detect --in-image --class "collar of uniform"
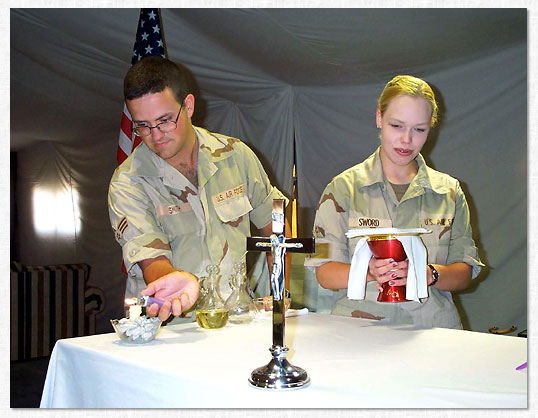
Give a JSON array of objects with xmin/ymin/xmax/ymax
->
[
  {"xmin": 355, "ymin": 147, "xmax": 452, "ymax": 196},
  {"xmin": 194, "ymin": 126, "xmax": 241, "ymax": 189},
  {"xmin": 123, "ymin": 126, "xmax": 237, "ymax": 179},
  {"xmin": 412, "ymin": 153, "xmax": 453, "ymax": 195},
  {"xmin": 194, "ymin": 126, "xmax": 237, "ymax": 164},
  {"xmin": 355, "ymin": 147, "xmax": 386, "ymax": 190},
  {"xmin": 119, "ymin": 141, "xmax": 164, "ymax": 178}
]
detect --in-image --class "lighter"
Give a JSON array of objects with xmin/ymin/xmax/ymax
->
[{"xmin": 139, "ymin": 295, "xmax": 165, "ymax": 309}]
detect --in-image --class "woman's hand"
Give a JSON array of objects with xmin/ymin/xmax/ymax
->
[{"xmin": 367, "ymin": 257, "xmax": 408, "ymax": 291}]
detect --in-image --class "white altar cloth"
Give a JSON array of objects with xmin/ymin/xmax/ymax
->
[{"xmin": 40, "ymin": 313, "xmax": 527, "ymax": 408}]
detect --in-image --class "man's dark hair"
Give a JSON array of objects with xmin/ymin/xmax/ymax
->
[{"xmin": 124, "ymin": 57, "xmax": 190, "ymax": 103}]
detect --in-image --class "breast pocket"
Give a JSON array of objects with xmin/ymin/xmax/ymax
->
[
  {"xmin": 214, "ymin": 195, "xmax": 253, "ymax": 226},
  {"xmin": 157, "ymin": 203, "xmax": 200, "ymax": 237},
  {"xmin": 421, "ymin": 223, "xmax": 452, "ymax": 264}
]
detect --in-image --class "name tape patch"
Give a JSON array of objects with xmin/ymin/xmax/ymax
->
[
  {"xmin": 212, "ymin": 184, "xmax": 246, "ymax": 205},
  {"xmin": 422, "ymin": 217, "xmax": 454, "ymax": 226},
  {"xmin": 157, "ymin": 202, "xmax": 193, "ymax": 217},
  {"xmin": 349, "ymin": 217, "xmax": 392, "ymax": 229}
]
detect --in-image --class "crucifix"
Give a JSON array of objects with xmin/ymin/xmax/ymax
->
[{"xmin": 246, "ymin": 199, "xmax": 314, "ymax": 390}]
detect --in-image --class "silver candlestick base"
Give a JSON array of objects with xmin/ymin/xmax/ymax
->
[{"xmin": 248, "ymin": 345, "xmax": 310, "ymax": 390}]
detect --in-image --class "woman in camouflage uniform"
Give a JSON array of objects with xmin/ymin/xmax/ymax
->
[{"xmin": 306, "ymin": 75, "xmax": 483, "ymax": 329}]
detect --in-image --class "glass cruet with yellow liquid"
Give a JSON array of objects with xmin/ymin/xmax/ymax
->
[
  {"xmin": 225, "ymin": 261, "xmax": 256, "ymax": 324},
  {"xmin": 196, "ymin": 264, "xmax": 229, "ymax": 329}
]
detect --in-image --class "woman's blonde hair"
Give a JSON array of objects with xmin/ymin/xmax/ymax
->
[{"xmin": 377, "ymin": 75, "xmax": 438, "ymax": 127}]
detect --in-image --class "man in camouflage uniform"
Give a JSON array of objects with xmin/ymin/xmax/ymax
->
[{"xmin": 109, "ymin": 57, "xmax": 287, "ymax": 321}]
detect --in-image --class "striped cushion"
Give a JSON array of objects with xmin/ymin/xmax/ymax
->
[{"xmin": 10, "ymin": 263, "xmax": 103, "ymax": 361}]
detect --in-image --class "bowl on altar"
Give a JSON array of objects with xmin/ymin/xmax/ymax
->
[{"xmin": 110, "ymin": 316, "xmax": 162, "ymax": 344}]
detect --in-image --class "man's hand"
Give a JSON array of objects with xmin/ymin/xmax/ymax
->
[{"xmin": 141, "ymin": 270, "xmax": 200, "ymax": 321}]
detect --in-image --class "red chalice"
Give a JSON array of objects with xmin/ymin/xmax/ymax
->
[{"xmin": 367, "ymin": 235, "xmax": 407, "ymax": 302}]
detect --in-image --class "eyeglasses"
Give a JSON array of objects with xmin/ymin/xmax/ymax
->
[{"xmin": 132, "ymin": 102, "xmax": 184, "ymax": 137}]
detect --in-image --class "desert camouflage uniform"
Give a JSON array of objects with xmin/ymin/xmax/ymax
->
[
  {"xmin": 305, "ymin": 147, "xmax": 483, "ymax": 329},
  {"xmin": 109, "ymin": 126, "xmax": 287, "ymax": 301}
]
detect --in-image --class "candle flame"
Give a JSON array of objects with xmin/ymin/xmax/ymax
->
[{"xmin": 124, "ymin": 297, "xmax": 138, "ymax": 306}]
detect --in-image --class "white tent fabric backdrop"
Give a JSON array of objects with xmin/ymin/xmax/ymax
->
[{"xmin": 10, "ymin": 8, "xmax": 526, "ymax": 334}]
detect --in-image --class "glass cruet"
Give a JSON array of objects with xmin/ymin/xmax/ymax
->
[
  {"xmin": 195, "ymin": 264, "xmax": 229, "ymax": 329},
  {"xmin": 225, "ymin": 261, "xmax": 256, "ymax": 324}
]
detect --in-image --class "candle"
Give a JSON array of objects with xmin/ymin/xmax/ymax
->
[{"xmin": 129, "ymin": 304, "xmax": 142, "ymax": 321}]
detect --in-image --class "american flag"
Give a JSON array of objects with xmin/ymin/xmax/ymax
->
[{"xmin": 117, "ymin": 8, "xmax": 167, "ymax": 164}]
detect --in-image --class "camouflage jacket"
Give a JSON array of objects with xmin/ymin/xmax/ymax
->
[
  {"xmin": 305, "ymin": 147, "xmax": 483, "ymax": 328},
  {"xmin": 109, "ymin": 126, "xmax": 287, "ymax": 299}
]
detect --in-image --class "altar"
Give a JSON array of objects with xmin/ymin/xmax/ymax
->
[{"xmin": 40, "ymin": 313, "xmax": 527, "ymax": 408}]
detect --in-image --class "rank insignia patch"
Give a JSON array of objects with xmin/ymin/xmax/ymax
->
[{"xmin": 114, "ymin": 217, "xmax": 128, "ymax": 240}]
